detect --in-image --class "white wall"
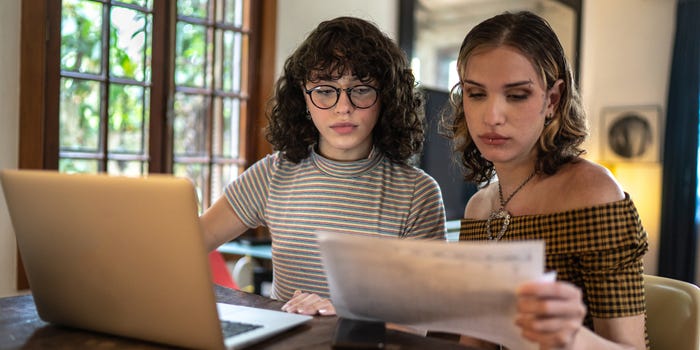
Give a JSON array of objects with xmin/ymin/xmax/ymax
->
[
  {"xmin": 0, "ymin": 0, "xmax": 21, "ymax": 298},
  {"xmin": 275, "ymin": 0, "xmax": 399, "ymax": 77},
  {"xmin": 580, "ymin": 0, "xmax": 676, "ymax": 160},
  {"xmin": 579, "ymin": 0, "xmax": 677, "ymax": 275}
]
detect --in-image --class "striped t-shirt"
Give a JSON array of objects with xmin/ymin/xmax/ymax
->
[{"xmin": 225, "ymin": 148, "xmax": 446, "ymax": 301}]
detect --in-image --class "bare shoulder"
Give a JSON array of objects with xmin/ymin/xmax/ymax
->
[
  {"xmin": 464, "ymin": 183, "xmax": 497, "ymax": 219},
  {"xmin": 556, "ymin": 159, "xmax": 625, "ymax": 208}
]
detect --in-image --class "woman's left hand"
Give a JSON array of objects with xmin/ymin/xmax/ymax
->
[
  {"xmin": 281, "ymin": 290, "xmax": 336, "ymax": 316},
  {"xmin": 515, "ymin": 280, "xmax": 587, "ymax": 349}
]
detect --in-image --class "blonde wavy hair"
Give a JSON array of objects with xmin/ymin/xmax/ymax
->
[{"xmin": 444, "ymin": 11, "xmax": 588, "ymax": 184}]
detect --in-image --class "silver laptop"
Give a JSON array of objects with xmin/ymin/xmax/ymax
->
[{"xmin": 0, "ymin": 169, "xmax": 311, "ymax": 350}]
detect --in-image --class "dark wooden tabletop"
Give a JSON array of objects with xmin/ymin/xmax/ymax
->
[{"xmin": 0, "ymin": 285, "xmax": 473, "ymax": 349}]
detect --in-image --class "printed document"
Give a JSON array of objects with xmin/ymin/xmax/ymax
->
[{"xmin": 317, "ymin": 232, "xmax": 553, "ymax": 350}]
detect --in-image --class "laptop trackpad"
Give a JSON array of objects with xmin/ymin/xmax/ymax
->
[{"xmin": 217, "ymin": 303, "xmax": 312, "ymax": 349}]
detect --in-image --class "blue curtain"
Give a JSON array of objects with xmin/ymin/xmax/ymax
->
[{"xmin": 658, "ymin": 0, "xmax": 700, "ymax": 283}]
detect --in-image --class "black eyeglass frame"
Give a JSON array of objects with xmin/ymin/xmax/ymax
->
[{"xmin": 303, "ymin": 84, "xmax": 380, "ymax": 110}]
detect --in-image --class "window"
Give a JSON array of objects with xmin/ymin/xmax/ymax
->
[
  {"xmin": 172, "ymin": 0, "xmax": 251, "ymax": 207},
  {"xmin": 19, "ymin": 0, "xmax": 274, "ymax": 291},
  {"xmin": 47, "ymin": 0, "xmax": 261, "ymax": 209}
]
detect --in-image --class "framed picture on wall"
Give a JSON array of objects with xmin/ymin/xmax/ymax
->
[{"xmin": 601, "ymin": 105, "xmax": 662, "ymax": 163}]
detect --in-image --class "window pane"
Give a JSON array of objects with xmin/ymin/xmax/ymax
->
[
  {"xmin": 211, "ymin": 163, "xmax": 237, "ymax": 202},
  {"xmin": 173, "ymin": 162, "xmax": 208, "ymax": 210},
  {"xmin": 60, "ymin": 78, "xmax": 102, "ymax": 151},
  {"xmin": 59, "ymin": 158, "xmax": 99, "ymax": 174},
  {"xmin": 61, "ymin": 0, "xmax": 103, "ymax": 74},
  {"xmin": 221, "ymin": 30, "xmax": 242, "ymax": 92},
  {"xmin": 108, "ymin": 84, "xmax": 149, "ymax": 153},
  {"xmin": 234, "ymin": 32, "xmax": 243, "ymax": 91},
  {"xmin": 110, "ymin": 6, "xmax": 151, "ymax": 82},
  {"xmin": 177, "ymin": 0, "xmax": 208, "ymax": 18},
  {"xmin": 175, "ymin": 22, "xmax": 208, "ymax": 87},
  {"xmin": 224, "ymin": 98, "xmax": 241, "ymax": 158},
  {"xmin": 232, "ymin": 0, "xmax": 244, "ymax": 26},
  {"xmin": 108, "ymin": 160, "xmax": 147, "ymax": 176},
  {"xmin": 213, "ymin": 97, "xmax": 240, "ymax": 158},
  {"xmin": 173, "ymin": 92, "xmax": 208, "ymax": 155},
  {"xmin": 217, "ymin": 0, "xmax": 243, "ymax": 26}
]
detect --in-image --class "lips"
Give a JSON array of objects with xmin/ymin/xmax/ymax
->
[
  {"xmin": 479, "ymin": 133, "xmax": 508, "ymax": 145},
  {"xmin": 331, "ymin": 122, "xmax": 357, "ymax": 135}
]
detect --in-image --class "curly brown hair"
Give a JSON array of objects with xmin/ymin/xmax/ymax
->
[
  {"xmin": 444, "ymin": 11, "xmax": 587, "ymax": 184},
  {"xmin": 265, "ymin": 16, "xmax": 424, "ymax": 165}
]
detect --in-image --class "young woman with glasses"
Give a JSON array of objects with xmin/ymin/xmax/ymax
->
[{"xmin": 200, "ymin": 16, "xmax": 446, "ymax": 316}]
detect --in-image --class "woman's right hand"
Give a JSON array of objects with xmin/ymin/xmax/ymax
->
[
  {"xmin": 514, "ymin": 280, "xmax": 586, "ymax": 349},
  {"xmin": 281, "ymin": 290, "xmax": 336, "ymax": 316}
]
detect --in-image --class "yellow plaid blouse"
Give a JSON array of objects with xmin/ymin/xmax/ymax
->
[{"xmin": 460, "ymin": 194, "xmax": 648, "ymax": 329}]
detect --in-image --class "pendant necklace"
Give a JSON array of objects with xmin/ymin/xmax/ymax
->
[{"xmin": 486, "ymin": 171, "xmax": 536, "ymax": 240}]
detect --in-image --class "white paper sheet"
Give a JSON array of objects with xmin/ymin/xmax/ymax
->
[{"xmin": 317, "ymin": 231, "xmax": 552, "ymax": 350}]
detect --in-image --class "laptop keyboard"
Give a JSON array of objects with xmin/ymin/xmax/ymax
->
[{"xmin": 220, "ymin": 320, "xmax": 263, "ymax": 337}]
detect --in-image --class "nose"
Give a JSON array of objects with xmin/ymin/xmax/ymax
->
[
  {"xmin": 481, "ymin": 97, "xmax": 506, "ymax": 126},
  {"xmin": 334, "ymin": 89, "xmax": 354, "ymax": 113}
]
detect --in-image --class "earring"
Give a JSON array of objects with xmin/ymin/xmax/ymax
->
[
  {"xmin": 305, "ymin": 109, "xmax": 311, "ymax": 120},
  {"xmin": 544, "ymin": 113, "xmax": 553, "ymax": 126}
]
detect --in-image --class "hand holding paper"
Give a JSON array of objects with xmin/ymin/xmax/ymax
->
[
  {"xmin": 515, "ymin": 278, "xmax": 585, "ymax": 348},
  {"xmin": 317, "ymin": 232, "xmax": 549, "ymax": 350}
]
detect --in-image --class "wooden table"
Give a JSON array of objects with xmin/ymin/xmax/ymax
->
[{"xmin": 0, "ymin": 285, "xmax": 472, "ymax": 349}]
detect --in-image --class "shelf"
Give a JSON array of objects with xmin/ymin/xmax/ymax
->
[{"xmin": 217, "ymin": 241, "xmax": 272, "ymax": 260}]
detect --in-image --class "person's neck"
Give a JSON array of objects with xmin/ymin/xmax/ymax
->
[
  {"xmin": 494, "ymin": 162, "xmax": 536, "ymax": 193},
  {"xmin": 317, "ymin": 144, "xmax": 372, "ymax": 162}
]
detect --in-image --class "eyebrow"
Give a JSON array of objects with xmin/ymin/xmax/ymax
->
[{"xmin": 463, "ymin": 79, "xmax": 533, "ymax": 88}]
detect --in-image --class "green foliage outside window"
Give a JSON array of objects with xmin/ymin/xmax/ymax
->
[
  {"xmin": 59, "ymin": 0, "xmax": 152, "ymax": 176},
  {"xmin": 57, "ymin": 0, "xmax": 248, "ymax": 210}
]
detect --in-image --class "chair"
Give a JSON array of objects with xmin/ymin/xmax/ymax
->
[
  {"xmin": 208, "ymin": 251, "xmax": 238, "ymax": 289},
  {"xmin": 644, "ymin": 274, "xmax": 700, "ymax": 350}
]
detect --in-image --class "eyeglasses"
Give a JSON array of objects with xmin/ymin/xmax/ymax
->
[{"xmin": 304, "ymin": 85, "xmax": 380, "ymax": 110}]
